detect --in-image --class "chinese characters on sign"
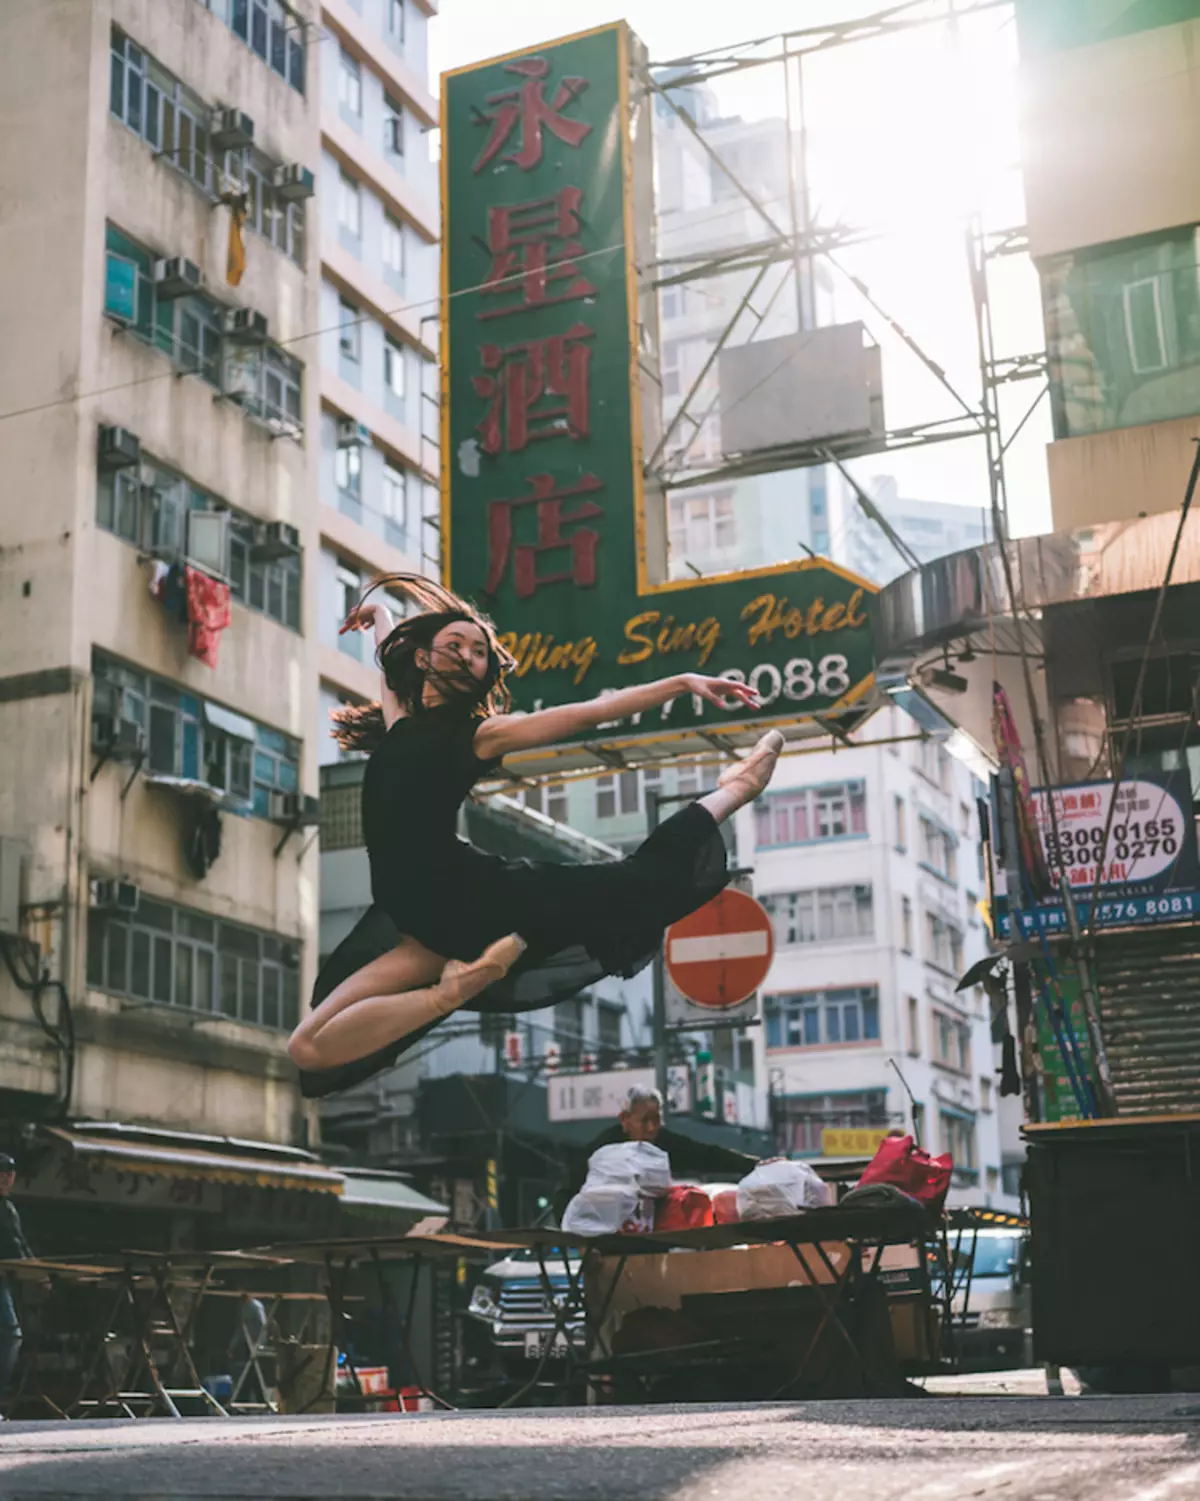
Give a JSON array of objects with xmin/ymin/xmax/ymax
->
[
  {"xmin": 992, "ymin": 774, "xmax": 1200, "ymax": 937},
  {"xmin": 442, "ymin": 26, "xmax": 878, "ymax": 745}
]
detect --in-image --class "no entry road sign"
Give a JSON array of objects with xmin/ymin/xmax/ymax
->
[{"xmin": 665, "ymin": 888, "xmax": 774, "ymax": 1009}]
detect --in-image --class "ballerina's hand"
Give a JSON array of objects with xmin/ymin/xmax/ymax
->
[
  {"xmin": 339, "ymin": 603, "xmax": 377, "ymax": 635},
  {"xmin": 681, "ymin": 673, "xmax": 761, "ymax": 709}
]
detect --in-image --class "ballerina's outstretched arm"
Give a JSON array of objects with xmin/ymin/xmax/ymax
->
[
  {"xmin": 473, "ymin": 672, "xmax": 760, "ymax": 761},
  {"xmin": 341, "ymin": 599, "xmax": 403, "ymax": 728}
]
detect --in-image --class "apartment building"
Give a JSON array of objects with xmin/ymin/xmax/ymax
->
[
  {"xmin": 312, "ymin": 0, "xmax": 441, "ymax": 756},
  {"xmin": 0, "ymin": 0, "xmax": 334, "ymax": 1243}
]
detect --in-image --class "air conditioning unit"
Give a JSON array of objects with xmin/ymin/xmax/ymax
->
[
  {"xmin": 223, "ymin": 307, "xmax": 269, "ymax": 344},
  {"xmin": 89, "ymin": 878, "xmax": 141, "ymax": 915},
  {"xmin": 336, "ymin": 418, "xmax": 371, "ymax": 448},
  {"xmin": 280, "ymin": 943, "xmax": 301, "ymax": 969},
  {"xmin": 92, "ymin": 713, "xmax": 146, "ymax": 760},
  {"xmin": 272, "ymin": 163, "xmax": 315, "ymax": 201},
  {"xmin": 250, "ymin": 521, "xmax": 301, "ymax": 562},
  {"xmin": 153, "ymin": 257, "xmax": 203, "ymax": 300},
  {"xmin": 98, "ymin": 425, "xmax": 141, "ymax": 472},
  {"xmin": 209, "ymin": 108, "xmax": 255, "ymax": 150},
  {"xmin": 269, "ymin": 791, "xmax": 320, "ymax": 826}
]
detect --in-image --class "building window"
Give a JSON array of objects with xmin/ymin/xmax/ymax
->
[
  {"xmin": 382, "ymin": 215, "xmax": 406, "ymax": 289},
  {"xmin": 338, "ymin": 171, "xmax": 362, "ymax": 242},
  {"xmin": 338, "ymin": 299, "xmax": 361, "ymax": 363},
  {"xmin": 932, "ymin": 1008, "xmax": 972, "ymax": 1074},
  {"xmin": 764, "ymin": 987, "xmax": 880, "ymax": 1049},
  {"xmin": 384, "ymin": 338, "xmax": 406, "ymax": 402},
  {"xmin": 901, "ymin": 895, "xmax": 914, "ymax": 953},
  {"xmin": 1042, "ymin": 226, "xmax": 1200, "ymax": 439},
  {"xmin": 384, "ymin": 93, "xmax": 405, "ymax": 157},
  {"xmin": 914, "ymin": 738, "xmax": 950, "ymax": 788},
  {"xmin": 906, "ymin": 995, "xmax": 920, "ymax": 1056},
  {"xmin": 594, "ymin": 768, "xmax": 660, "ymax": 820},
  {"xmin": 103, "ymin": 226, "xmax": 223, "ymax": 387},
  {"xmin": 597, "ymin": 1002, "xmax": 622, "ymax": 1052},
  {"xmin": 92, "ymin": 653, "xmax": 299, "ymax": 817},
  {"xmin": 336, "ymin": 561, "xmax": 363, "ymax": 656},
  {"xmin": 894, "ymin": 794, "xmax": 906, "ymax": 851},
  {"xmin": 918, "ymin": 816, "xmax": 958, "ymax": 882},
  {"xmin": 775, "ymin": 1090, "xmax": 889, "ymax": 1156},
  {"xmin": 924, "ymin": 911, "xmax": 964, "ymax": 974},
  {"xmin": 112, "ymin": 28, "xmax": 305, "ymax": 244},
  {"xmin": 381, "ymin": 461, "xmax": 407, "ymax": 543},
  {"xmin": 940, "ymin": 1111, "xmax": 977, "ymax": 1179},
  {"xmin": 97, "ymin": 457, "xmax": 301, "ymax": 632},
  {"xmin": 522, "ymin": 782, "xmax": 568, "ymax": 823},
  {"xmin": 338, "ymin": 47, "xmax": 362, "ymax": 119},
  {"xmin": 335, "ymin": 443, "xmax": 362, "ymax": 501},
  {"xmin": 980, "ymin": 1076, "xmax": 993, "ymax": 1111},
  {"xmin": 87, "ymin": 892, "xmax": 300, "ymax": 1030},
  {"xmin": 761, "ymin": 886, "xmax": 873, "ymax": 946},
  {"xmin": 755, "ymin": 782, "xmax": 867, "ymax": 848},
  {"xmin": 386, "ymin": 0, "xmax": 405, "ymax": 42},
  {"xmin": 668, "ymin": 491, "xmax": 735, "ymax": 563},
  {"xmin": 222, "ymin": 342, "xmax": 304, "ymax": 434}
]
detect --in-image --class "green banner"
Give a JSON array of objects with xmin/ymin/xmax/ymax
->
[{"xmin": 441, "ymin": 24, "xmax": 876, "ymax": 749}]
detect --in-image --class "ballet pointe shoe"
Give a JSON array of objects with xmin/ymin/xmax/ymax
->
[
  {"xmin": 433, "ymin": 934, "xmax": 527, "ymax": 1016},
  {"xmin": 717, "ymin": 730, "xmax": 785, "ymax": 799}
]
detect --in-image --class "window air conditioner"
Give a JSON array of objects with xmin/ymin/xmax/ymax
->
[
  {"xmin": 269, "ymin": 791, "xmax": 320, "ymax": 826},
  {"xmin": 98, "ymin": 425, "xmax": 141, "ymax": 471},
  {"xmin": 272, "ymin": 164, "xmax": 315, "ymax": 201},
  {"xmin": 336, "ymin": 418, "xmax": 371, "ymax": 448},
  {"xmin": 153, "ymin": 258, "xmax": 204, "ymax": 300},
  {"xmin": 89, "ymin": 878, "xmax": 141, "ymax": 915},
  {"xmin": 92, "ymin": 713, "xmax": 146, "ymax": 760},
  {"xmin": 209, "ymin": 108, "xmax": 255, "ymax": 150},
  {"xmin": 223, "ymin": 307, "xmax": 269, "ymax": 344},
  {"xmin": 251, "ymin": 521, "xmax": 301, "ymax": 562}
]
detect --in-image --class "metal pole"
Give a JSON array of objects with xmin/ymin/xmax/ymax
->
[{"xmin": 648, "ymin": 788, "xmax": 669, "ymax": 1102}]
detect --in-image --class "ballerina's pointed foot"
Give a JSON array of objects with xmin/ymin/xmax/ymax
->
[
  {"xmin": 435, "ymin": 933, "xmax": 527, "ymax": 1015},
  {"xmin": 717, "ymin": 729, "xmax": 785, "ymax": 798}
]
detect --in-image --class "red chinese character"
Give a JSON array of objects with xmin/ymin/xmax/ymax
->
[
  {"xmin": 486, "ymin": 472, "xmax": 604, "ymax": 598},
  {"xmin": 479, "ymin": 187, "xmax": 596, "ymax": 320},
  {"xmin": 473, "ymin": 323, "xmax": 594, "ymax": 455},
  {"xmin": 1063, "ymin": 794, "xmax": 1078, "ymax": 811},
  {"xmin": 473, "ymin": 58, "xmax": 591, "ymax": 174}
]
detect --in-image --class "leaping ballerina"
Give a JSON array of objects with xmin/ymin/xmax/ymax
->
[{"xmin": 289, "ymin": 575, "xmax": 786, "ymax": 1097}]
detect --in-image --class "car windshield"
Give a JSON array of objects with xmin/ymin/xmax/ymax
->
[{"xmin": 970, "ymin": 1235, "xmax": 1021, "ymax": 1278}]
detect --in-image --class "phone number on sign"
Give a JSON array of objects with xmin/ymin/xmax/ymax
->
[{"xmin": 1003, "ymin": 892, "xmax": 1199, "ymax": 935}]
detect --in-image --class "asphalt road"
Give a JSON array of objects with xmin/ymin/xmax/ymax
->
[{"xmin": 1, "ymin": 1393, "xmax": 1199, "ymax": 1501}]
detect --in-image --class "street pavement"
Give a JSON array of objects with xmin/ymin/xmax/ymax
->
[{"xmin": 1, "ymin": 1389, "xmax": 1200, "ymax": 1500}]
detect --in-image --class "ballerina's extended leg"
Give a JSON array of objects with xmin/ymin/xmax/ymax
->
[
  {"xmin": 288, "ymin": 932, "xmax": 526, "ymax": 1071},
  {"xmin": 697, "ymin": 729, "xmax": 785, "ymax": 825}
]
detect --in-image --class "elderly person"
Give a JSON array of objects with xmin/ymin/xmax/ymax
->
[{"xmin": 557, "ymin": 1086, "xmax": 758, "ymax": 1215}]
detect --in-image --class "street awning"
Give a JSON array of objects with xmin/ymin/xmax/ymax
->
[
  {"xmin": 45, "ymin": 1127, "xmax": 343, "ymax": 1195},
  {"xmin": 338, "ymin": 1171, "xmax": 448, "ymax": 1221}
]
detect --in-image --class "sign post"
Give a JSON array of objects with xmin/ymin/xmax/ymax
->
[{"xmin": 441, "ymin": 25, "xmax": 878, "ymax": 773}]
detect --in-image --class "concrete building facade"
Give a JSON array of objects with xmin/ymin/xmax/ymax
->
[
  {"xmin": 0, "ymin": 0, "xmax": 324, "ymax": 1219},
  {"xmin": 312, "ymin": 0, "xmax": 441, "ymax": 761}
]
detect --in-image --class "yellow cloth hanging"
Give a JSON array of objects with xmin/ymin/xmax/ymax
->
[{"xmin": 226, "ymin": 198, "xmax": 247, "ymax": 287}]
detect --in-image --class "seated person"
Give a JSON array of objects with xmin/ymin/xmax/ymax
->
[{"xmin": 556, "ymin": 1085, "xmax": 758, "ymax": 1216}]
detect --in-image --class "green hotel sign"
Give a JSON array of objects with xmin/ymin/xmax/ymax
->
[{"xmin": 441, "ymin": 24, "xmax": 876, "ymax": 753}]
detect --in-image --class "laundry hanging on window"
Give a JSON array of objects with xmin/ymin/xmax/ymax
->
[
  {"xmin": 150, "ymin": 560, "xmax": 189, "ymax": 624},
  {"xmin": 185, "ymin": 566, "xmax": 232, "ymax": 669}
]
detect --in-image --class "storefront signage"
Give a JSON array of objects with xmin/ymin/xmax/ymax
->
[
  {"xmin": 547, "ymin": 1064, "xmax": 691, "ymax": 1121},
  {"xmin": 993, "ymin": 772, "xmax": 1200, "ymax": 936},
  {"xmin": 441, "ymin": 25, "xmax": 876, "ymax": 753},
  {"xmin": 821, "ymin": 1126, "xmax": 889, "ymax": 1158}
]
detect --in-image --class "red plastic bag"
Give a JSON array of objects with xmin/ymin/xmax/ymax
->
[
  {"xmin": 711, "ymin": 1188, "xmax": 740, "ymax": 1225},
  {"xmin": 655, "ymin": 1184, "xmax": 715, "ymax": 1232},
  {"xmin": 857, "ymin": 1135, "xmax": 952, "ymax": 1215}
]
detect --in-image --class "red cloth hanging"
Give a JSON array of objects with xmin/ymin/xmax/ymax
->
[{"xmin": 185, "ymin": 566, "xmax": 232, "ymax": 669}]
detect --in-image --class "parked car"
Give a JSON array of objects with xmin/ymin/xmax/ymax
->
[
  {"xmin": 464, "ymin": 1248, "xmax": 586, "ymax": 1378},
  {"xmin": 941, "ymin": 1227, "xmax": 1032, "ymax": 1371}
]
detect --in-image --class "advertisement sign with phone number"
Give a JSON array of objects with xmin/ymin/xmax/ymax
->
[{"xmin": 994, "ymin": 773, "xmax": 1200, "ymax": 937}]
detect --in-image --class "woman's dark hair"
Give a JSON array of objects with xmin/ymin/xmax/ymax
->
[{"xmin": 330, "ymin": 575, "xmax": 513, "ymax": 754}]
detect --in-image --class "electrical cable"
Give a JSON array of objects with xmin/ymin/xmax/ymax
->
[{"xmin": 0, "ymin": 936, "xmax": 75, "ymax": 1119}]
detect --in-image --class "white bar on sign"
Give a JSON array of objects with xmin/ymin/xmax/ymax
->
[{"xmin": 669, "ymin": 931, "xmax": 769, "ymax": 964}]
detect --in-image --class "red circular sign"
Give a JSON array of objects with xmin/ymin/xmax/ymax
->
[{"xmin": 665, "ymin": 888, "xmax": 775, "ymax": 1009}]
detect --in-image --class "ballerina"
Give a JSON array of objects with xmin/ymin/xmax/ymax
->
[{"xmin": 289, "ymin": 575, "xmax": 786, "ymax": 1097}]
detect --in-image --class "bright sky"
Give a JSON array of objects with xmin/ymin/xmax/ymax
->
[{"xmin": 430, "ymin": 0, "xmax": 1053, "ymax": 539}]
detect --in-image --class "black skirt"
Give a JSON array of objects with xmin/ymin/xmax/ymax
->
[{"xmin": 299, "ymin": 802, "xmax": 728, "ymax": 1099}]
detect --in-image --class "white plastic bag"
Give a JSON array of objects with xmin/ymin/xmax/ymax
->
[
  {"xmin": 561, "ymin": 1184, "xmax": 655, "ymax": 1237},
  {"xmin": 584, "ymin": 1141, "xmax": 672, "ymax": 1199},
  {"xmin": 735, "ymin": 1159, "xmax": 832, "ymax": 1220}
]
